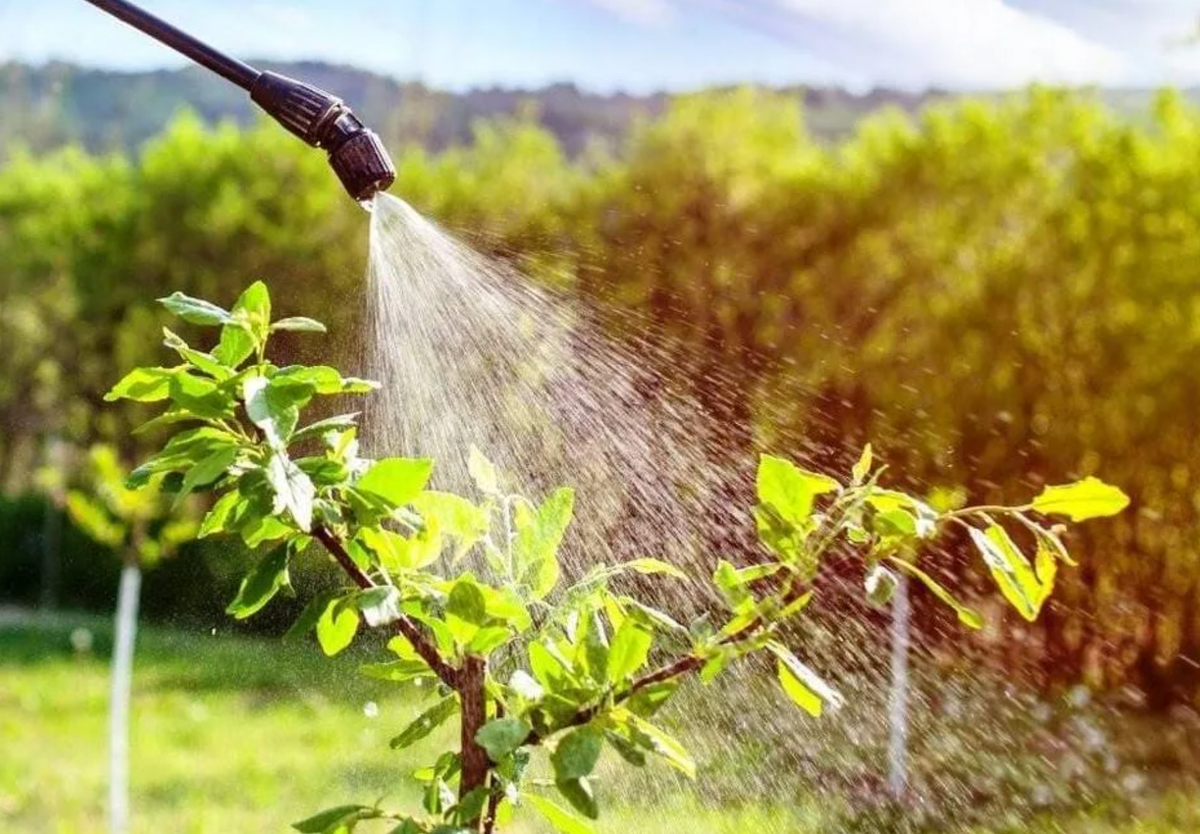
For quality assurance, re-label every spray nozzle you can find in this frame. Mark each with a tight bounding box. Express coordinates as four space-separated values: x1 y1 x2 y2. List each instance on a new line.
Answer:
251 71 396 202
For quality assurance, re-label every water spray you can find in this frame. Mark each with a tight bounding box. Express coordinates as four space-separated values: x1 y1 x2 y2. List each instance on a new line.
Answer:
82 0 396 204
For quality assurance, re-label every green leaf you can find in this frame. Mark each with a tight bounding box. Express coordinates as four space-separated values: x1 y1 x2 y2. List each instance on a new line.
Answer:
285 593 335 640
359 526 441 572
390 694 458 750
232 281 271 342
552 727 603 780
226 544 291 620
176 446 238 507
359 659 434 683
620 597 686 634
266 451 315 532
508 669 544 701
526 794 597 834
169 372 234 419
244 375 298 448
529 640 570 690
270 365 371 397
466 626 511 654
162 328 230 379
621 558 686 580
412 492 488 559
354 586 402 628
1031 477 1130 521
475 717 531 760
159 291 232 326
316 599 359 656
768 641 844 718
888 557 983 629
271 316 327 334
513 487 575 599
292 804 373 833
969 523 1044 622
291 413 361 445
555 777 599 820
105 367 178 403
852 443 873 484
213 322 255 369
468 445 499 494
624 712 695 778
607 619 652 682
357 458 434 507
756 454 839 527
132 409 200 436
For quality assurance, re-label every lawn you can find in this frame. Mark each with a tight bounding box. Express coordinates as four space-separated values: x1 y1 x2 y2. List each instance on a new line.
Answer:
2 609 1198 834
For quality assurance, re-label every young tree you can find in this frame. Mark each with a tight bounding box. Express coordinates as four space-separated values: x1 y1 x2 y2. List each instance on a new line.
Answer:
65 444 199 834
104 282 1128 833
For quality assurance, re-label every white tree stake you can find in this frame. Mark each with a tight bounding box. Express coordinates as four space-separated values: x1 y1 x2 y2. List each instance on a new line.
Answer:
109 561 142 834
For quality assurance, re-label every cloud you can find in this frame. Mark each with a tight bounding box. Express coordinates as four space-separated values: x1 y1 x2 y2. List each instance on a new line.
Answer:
704 0 1130 88
578 0 677 26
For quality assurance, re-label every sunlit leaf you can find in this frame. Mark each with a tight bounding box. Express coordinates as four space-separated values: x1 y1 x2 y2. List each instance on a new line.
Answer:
1031 477 1130 522
316 599 359 656
969 523 1043 622
226 544 290 620
159 291 232 326
468 445 500 494
756 454 840 528
768 641 844 718
390 694 458 750
475 717 531 760
105 366 178 403
271 316 327 334
526 793 596 834
356 457 433 507
888 557 983 629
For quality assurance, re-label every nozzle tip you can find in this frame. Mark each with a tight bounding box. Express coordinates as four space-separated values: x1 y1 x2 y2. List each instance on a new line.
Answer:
328 129 396 202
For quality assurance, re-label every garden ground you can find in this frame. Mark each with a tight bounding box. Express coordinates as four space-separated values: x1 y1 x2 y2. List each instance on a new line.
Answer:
2 610 1198 834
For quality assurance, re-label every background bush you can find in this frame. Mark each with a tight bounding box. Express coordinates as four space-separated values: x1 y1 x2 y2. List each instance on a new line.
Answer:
3 86 1199 701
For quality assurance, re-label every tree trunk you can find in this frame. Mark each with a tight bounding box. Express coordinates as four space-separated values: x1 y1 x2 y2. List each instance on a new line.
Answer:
109 559 142 834
458 655 489 831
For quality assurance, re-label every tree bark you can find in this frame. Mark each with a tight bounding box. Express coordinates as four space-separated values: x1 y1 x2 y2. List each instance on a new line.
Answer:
458 654 490 830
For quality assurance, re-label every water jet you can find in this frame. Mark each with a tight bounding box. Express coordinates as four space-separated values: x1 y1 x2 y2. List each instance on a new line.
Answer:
82 0 396 203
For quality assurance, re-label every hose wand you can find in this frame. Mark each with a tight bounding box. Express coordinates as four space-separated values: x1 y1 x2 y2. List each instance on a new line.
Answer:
82 0 396 203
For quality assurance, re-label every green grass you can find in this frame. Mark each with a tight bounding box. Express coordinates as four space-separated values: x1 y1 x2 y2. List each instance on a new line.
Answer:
2 610 1198 834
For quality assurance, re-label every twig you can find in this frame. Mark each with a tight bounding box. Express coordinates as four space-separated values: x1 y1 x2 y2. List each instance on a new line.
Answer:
312 523 460 687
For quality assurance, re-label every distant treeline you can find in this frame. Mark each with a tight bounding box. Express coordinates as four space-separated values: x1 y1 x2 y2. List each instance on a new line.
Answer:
3 87 1200 702
0 59 1044 156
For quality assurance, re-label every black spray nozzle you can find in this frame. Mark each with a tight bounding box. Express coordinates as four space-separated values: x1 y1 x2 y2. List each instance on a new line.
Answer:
83 0 396 203
251 71 396 202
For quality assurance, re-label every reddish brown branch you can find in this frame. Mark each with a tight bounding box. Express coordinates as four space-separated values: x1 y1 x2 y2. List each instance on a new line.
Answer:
459 655 490 830
526 578 806 746
312 523 459 687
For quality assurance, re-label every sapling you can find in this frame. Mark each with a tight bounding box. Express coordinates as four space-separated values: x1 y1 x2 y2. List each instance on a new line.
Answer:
65 444 199 834
104 282 1129 834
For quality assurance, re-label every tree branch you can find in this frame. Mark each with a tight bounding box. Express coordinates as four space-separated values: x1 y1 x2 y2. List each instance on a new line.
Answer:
524 599 785 746
312 523 460 687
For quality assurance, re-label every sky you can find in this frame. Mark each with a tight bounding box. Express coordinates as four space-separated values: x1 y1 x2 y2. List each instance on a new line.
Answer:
1 0 1200 93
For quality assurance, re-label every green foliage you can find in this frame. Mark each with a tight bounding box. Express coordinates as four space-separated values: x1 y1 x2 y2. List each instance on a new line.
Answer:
101 282 1127 832
64 444 199 566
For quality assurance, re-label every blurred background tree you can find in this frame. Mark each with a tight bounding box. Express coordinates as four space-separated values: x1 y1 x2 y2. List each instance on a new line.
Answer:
65 444 199 834
3 86 1199 703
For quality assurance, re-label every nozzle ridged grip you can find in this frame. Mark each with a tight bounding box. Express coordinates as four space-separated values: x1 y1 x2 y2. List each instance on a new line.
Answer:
250 71 340 146
329 130 396 202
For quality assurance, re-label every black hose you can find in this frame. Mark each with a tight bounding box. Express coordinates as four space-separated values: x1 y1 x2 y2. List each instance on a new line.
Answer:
81 0 260 90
